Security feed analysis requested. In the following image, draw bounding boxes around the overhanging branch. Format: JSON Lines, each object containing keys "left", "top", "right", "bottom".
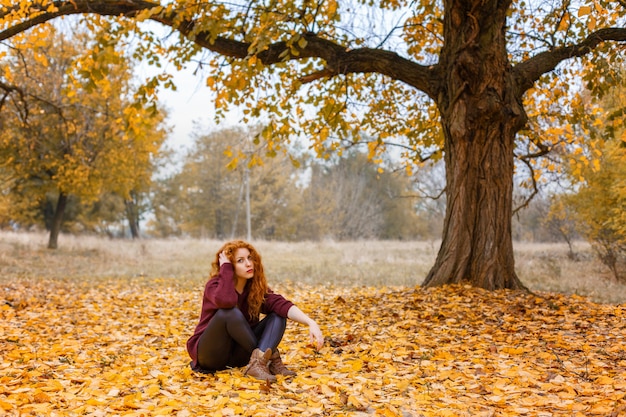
{"left": 0, "top": 0, "right": 158, "bottom": 41}
{"left": 513, "top": 27, "right": 626, "bottom": 94}
{"left": 168, "top": 20, "right": 438, "bottom": 98}
{"left": 0, "top": 0, "right": 439, "bottom": 99}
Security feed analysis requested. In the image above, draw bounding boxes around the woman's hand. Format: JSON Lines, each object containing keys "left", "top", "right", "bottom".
{"left": 287, "top": 305, "right": 325, "bottom": 350}
{"left": 308, "top": 320, "right": 324, "bottom": 350}
{"left": 218, "top": 251, "right": 230, "bottom": 266}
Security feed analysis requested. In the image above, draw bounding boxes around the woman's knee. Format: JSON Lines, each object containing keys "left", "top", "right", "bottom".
{"left": 213, "top": 307, "right": 246, "bottom": 322}
{"left": 266, "top": 312, "right": 287, "bottom": 327}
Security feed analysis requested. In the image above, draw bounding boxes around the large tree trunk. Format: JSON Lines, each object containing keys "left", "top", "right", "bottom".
{"left": 422, "top": 0, "right": 527, "bottom": 290}
{"left": 48, "top": 192, "right": 67, "bottom": 249}
{"left": 422, "top": 118, "right": 526, "bottom": 289}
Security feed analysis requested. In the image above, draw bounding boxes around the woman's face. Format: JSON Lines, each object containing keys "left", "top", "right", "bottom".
{"left": 232, "top": 248, "right": 254, "bottom": 280}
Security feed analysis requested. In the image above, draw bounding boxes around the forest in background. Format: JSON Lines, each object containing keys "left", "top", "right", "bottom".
{"left": 1, "top": 103, "right": 624, "bottom": 279}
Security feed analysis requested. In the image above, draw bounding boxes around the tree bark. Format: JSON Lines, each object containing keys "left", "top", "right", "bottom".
{"left": 422, "top": 0, "right": 526, "bottom": 289}
{"left": 125, "top": 197, "right": 140, "bottom": 239}
{"left": 422, "top": 116, "right": 526, "bottom": 289}
{"left": 48, "top": 192, "right": 67, "bottom": 249}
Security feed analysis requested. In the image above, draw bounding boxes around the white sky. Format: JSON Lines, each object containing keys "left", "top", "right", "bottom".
{"left": 137, "top": 22, "right": 245, "bottom": 155}
{"left": 157, "top": 67, "right": 232, "bottom": 153}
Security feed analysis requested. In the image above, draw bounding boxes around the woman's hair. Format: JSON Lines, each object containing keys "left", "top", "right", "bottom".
{"left": 210, "top": 240, "right": 268, "bottom": 319}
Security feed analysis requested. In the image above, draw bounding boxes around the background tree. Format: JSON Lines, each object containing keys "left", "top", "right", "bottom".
{"left": 559, "top": 140, "right": 626, "bottom": 280}
{"left": 150, "top": 125, "right": 303, "bottom": 240}
{"left": 2, "top": 1, "right": 625, "bottom": 288}
{"left": 0, "top": 22, "right": 167, "bottom": 247}
{"left": 551, "top": 76, "right": 626, "bottom": 280}
{"left": 409, "top": 162, "right": 447, "bottom": 242}
{"left": 151, "top": 126, "right": 423, "bottom": 241}
{"left": 542, "top": 196, "right": 580, "bottom": 259}
{"left": 299, "top": 152, "right": 424, "bottom": 241}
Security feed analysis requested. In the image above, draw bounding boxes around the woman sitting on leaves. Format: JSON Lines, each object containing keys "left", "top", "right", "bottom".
{"left": 186, "top": 240, "right": 324, "bottom": 381}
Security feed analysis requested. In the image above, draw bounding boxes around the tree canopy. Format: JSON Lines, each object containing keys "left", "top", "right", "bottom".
{"left": 0, "top": 21, "right": 168, "bottom": 247}
{"left": 1, "top": 0, "right": 624, "bottom": 288}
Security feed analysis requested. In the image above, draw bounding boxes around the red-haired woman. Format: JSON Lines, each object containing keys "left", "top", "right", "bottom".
{"left": 186, "top": 240, "right": 324, "bottom": 381}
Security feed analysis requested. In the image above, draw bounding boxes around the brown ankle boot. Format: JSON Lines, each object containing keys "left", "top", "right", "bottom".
{"left": 244, "top": 348, "right": 277, "bottom": 382}
{"left": 269, "top": 349, "right": 297, "bottom": 376}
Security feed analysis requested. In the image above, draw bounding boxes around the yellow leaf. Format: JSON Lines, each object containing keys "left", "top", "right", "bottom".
{"left": 33, "top": 391, "right": 51, "bottom": 403}
{"left": 577, "top": 6, "right": 591, "bottom": 16}
{"left": 146, "top": 384, "right": 161, "bottom": 396}
{"left": 502, "top": 347, "right": 525, "bottom": 355}
{"left": 238, "top": 391, "right": 261, "bottom": 400}
{"left": 361, "top": 387, "right": 377, "bottom": 401}
{"left": 587, "top": 15, "right": 596, "bottom": 31}
{"left": 123, "top": 393, "right": 142, "bottom": 409}
{"left": 348, "top": 395, "right": 363, "bottom": 408}
{"left": 164, "top": 398, "right": 183, "bottom": 407}
{"left": 557, "top": 13, "right": 570, "bottom": 31}
{"left": 350, "top": 359, "right": 363, "bottom": 371}
{"left": 395, "top": 379, "right": 410, "bottom": 392}
{"left": 595, "top": 376, "right": 615, "bottom": 385}
{"left": 0, "top": 400, "right": 13, "bottom": 411}
{"left": 432, "top": 350, "right": 454, "bottom": 360}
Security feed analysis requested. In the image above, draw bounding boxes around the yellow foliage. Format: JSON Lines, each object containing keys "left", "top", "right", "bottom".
{"left": 0, "top": 22, "right": 167, "bottom": 220}
{"left": 2, "top": 280, "right": 626, "bottom": 416}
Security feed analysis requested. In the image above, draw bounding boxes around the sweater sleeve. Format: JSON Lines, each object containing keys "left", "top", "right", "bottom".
{"left": 262, "top": 289, "right": 294, "bottom": 318}
{"left": 205, "top": 263, "right": 238, "bottom": 308}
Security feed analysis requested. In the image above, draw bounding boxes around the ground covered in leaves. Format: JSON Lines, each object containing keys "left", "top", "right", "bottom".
{"left": 1, "top": 278, "right": 626, "bottom": 416}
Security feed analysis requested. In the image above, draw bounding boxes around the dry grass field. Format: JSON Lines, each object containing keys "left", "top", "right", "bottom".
{"left": 0, "top": 231, "right": 624, "bottom": 304}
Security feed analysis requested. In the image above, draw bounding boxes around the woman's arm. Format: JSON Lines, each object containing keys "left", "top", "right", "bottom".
{"left": 205, "top": 255, "right": 238, "bottom": 308}
{"left": 287, "top": 305, "right": 324, "bottom": 350}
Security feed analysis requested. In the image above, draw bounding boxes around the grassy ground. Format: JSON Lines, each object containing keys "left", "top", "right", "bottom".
{"left": 0, "top": 231, "right": 624, "bottom": 304}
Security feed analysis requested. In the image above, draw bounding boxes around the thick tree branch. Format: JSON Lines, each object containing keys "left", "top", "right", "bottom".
{"left": 166, "top": 20, "right": 439, "bottom": 99}
{"left": 0, "top": 0, "right": 157, "bottom": 41}
{"left": 513, "top": 28, "right": 626, "bottom": 94}
{"left": 0, "top": 0, "right": 439, "bottom": 99}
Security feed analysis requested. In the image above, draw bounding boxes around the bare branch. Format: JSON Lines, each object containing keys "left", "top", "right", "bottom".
{"left": 513, "top": 27, "right": 626, "bottom": 94}
{"left": 518, "top": 139, "right": 552, "bottom": 161}
{"left": 382, "top": 141, "right": 440, "bottom": 164}
{"left": 0, "top": 80, "right": 20, "bottom": 93}
{"left": 513, "top": 158, "right": 539, "bottom": 215}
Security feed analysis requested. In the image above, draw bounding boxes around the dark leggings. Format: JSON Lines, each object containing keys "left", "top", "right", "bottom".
{"left": 196, "top": 308, "right": 287, "bottom": 371}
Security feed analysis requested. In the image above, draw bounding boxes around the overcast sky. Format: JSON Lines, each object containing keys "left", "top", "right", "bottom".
{"left": 157, "top": 67, "right": 221, "bottom": 153}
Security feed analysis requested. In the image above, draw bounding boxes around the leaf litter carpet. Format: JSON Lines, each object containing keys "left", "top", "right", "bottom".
{"left": 1, "top": 279, "right": 625, "bottom": 416}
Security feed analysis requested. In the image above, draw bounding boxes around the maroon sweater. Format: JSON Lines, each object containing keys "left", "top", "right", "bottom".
{"left": 186, "top": 263, "right": 294, "bottom": 365}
